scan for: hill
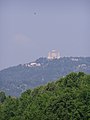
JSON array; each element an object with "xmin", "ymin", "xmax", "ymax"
[
  {"xmin": 0, "ymin": 57, "xmax": 90, "ymax": 96},
  {"xmin": 0, "ymin": 72, "xmax": 90, "ymax": 120}
]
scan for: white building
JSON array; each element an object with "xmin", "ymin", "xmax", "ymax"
[{"xmin": 48, "ymin": 50, "xmax": 60, "ymax": 60}]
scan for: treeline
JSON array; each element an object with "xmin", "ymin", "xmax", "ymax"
[
  {"xmin": 0, "ymin": 72, "xmax": 90, "ymax": 120},
  {"xmin": 0, "ymin": 57, "xmax": 90, "ymax": 97}
]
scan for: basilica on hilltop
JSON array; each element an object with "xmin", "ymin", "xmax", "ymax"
[{"xmin": 48, "ymin": 50, "xmax": 60, "ymax": 60}]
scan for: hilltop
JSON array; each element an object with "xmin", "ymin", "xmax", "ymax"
[{"xmin": 0, "ymin": 57, "xmax": 90, "ymax": 96}]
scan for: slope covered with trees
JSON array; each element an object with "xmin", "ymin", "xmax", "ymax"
[
  {"xmin": 0, "ymin": 57, "xmax": 90, "ymax": 96},
  {"xmin": 0, "ymin": 72, "xmax": 90, "ymax": 120}
]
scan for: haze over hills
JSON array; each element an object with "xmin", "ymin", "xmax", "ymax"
[
  {"xmin": 0, "ymin": 1, "xmax": 90, "ymax": 119},
  {"xmin": 0, "ymin": 56, "xmax": 90, "ymax": 97},
  {"xmin": 0, "ymin": 0, "xmax": 90, "ymax": 71}
]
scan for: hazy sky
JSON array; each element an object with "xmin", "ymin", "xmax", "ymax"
[{"xmin": 0, "ymin": 0, "xmax": 90, "ymax": 70}]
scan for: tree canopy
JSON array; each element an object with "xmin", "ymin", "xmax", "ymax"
[{"xmin": 0, "ymin": 72, "xmax": 90, "ymax": 120}]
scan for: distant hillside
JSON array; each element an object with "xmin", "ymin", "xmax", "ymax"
[
  {"xmin": 0, "ymin": 57, "xmax": 90, "ymax": 96},
  {"xmin": 0, "ymin": 72, "xmax": 90, "ymax": 120}
]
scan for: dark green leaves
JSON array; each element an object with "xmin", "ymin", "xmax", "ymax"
[{"xmin": 0, "ymin": 72, "xmax": 90, "ymax": 120}]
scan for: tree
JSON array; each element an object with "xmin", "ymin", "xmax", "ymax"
[{"xmin": 0, "ymin": 91, "xmax": 6, "ymax": 103}]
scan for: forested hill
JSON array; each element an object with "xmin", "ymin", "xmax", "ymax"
[
  {"xmin": 0, "ymin": 72, "xmax": 90, "ymax": 120},
  {"xmin": 0, "ymin": 57, "xmax": 90, "ymax": 96}
]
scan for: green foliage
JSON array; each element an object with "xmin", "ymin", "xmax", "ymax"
[
  {"xmin": 0, "ymin": 72, "xmax": 90, "ymax": 120},
  {"xmin": 0, "ymin": 57, "xmax": 90, "ymax": 97},
  {"xmin": 0, "ymin": 91, "xmax": 6, "ymax": 103}
]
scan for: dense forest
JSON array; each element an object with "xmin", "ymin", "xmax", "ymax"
[{"xmin": 0, "ymin": 72, "xmax": 90, "ymax": 120}]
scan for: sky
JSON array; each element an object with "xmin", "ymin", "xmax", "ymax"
[{"xmin": 0, "ymin": 0, "xmax": 90, "ymax": 70}]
